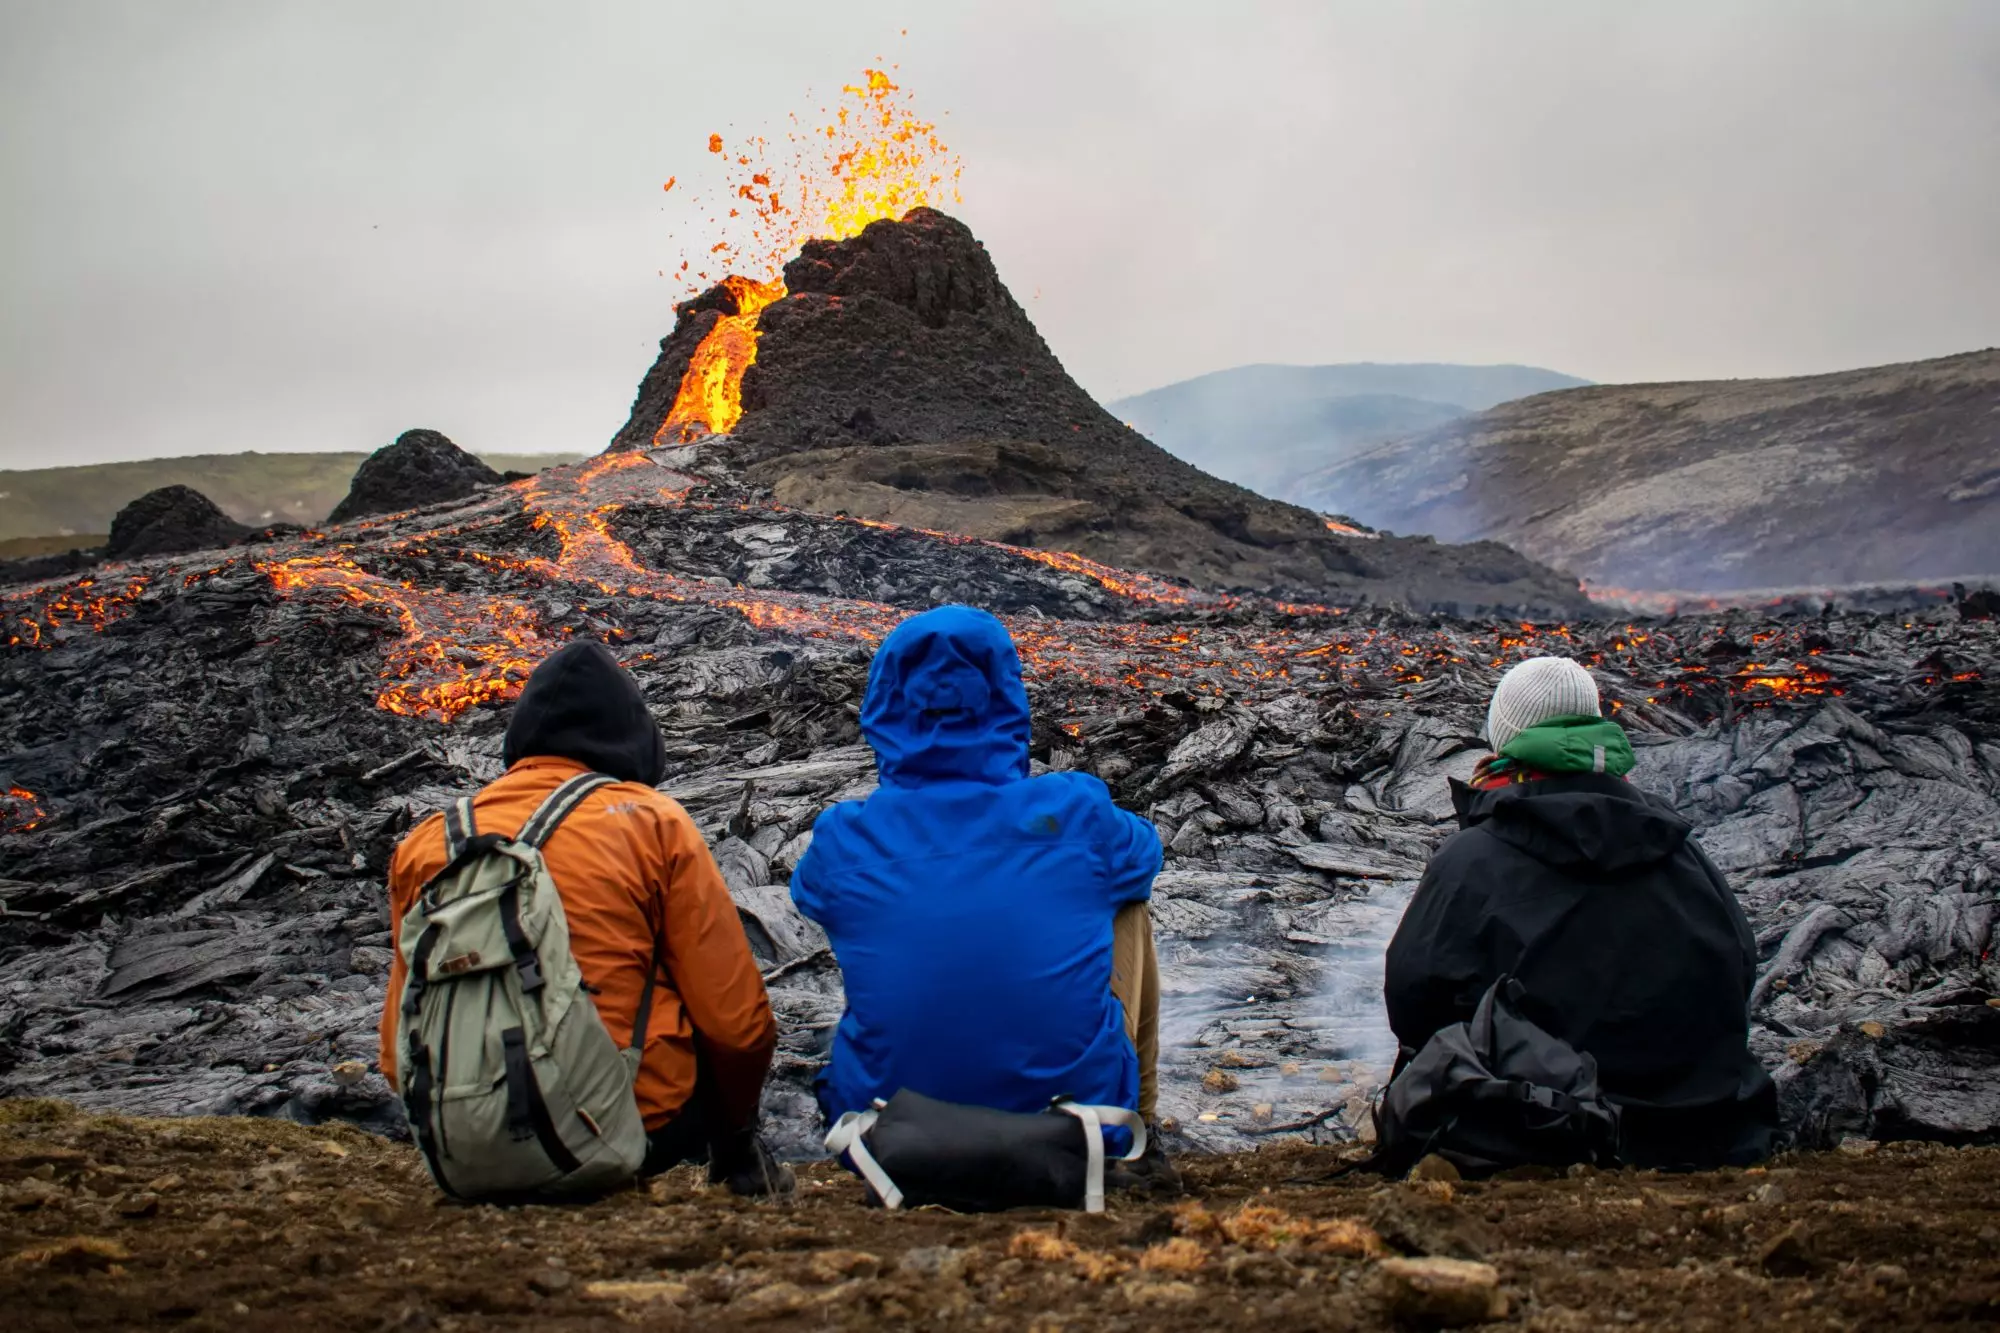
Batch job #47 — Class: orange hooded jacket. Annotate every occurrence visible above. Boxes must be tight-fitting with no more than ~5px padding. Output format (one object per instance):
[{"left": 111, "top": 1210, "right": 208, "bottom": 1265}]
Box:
[{"left": 377, "top": 645, "right": 775, "bottom": 1134}]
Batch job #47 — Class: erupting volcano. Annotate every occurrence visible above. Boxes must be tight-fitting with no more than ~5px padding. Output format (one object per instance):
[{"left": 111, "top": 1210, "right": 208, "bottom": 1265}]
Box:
[{"left": 652, "top": 69, "right": 962, "bottom": 443}]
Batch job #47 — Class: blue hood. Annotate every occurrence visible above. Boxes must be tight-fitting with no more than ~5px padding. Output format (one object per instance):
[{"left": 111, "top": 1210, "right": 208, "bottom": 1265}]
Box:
[{"left": 861, "top": 606, "right": 1031, "bottom": 788}]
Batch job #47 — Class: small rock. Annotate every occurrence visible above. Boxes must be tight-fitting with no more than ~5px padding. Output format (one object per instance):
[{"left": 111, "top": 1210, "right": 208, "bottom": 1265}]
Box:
[
  {"left": 581, "top": 1279, "right": 689, "bottom": 1305},
  {"left": 1370, "top": 1191, "right": 1496, "bottom": 1261},
  {"left": 116, "top": 1192, "right": 161, "bottom": 1219},
  {"left": 1280, "top": 1062, "right": 1302, "bottom": 1077},
  {"left": 330, "top": 1060, "right": 369, "bottom": 1086},
  {"left": 6, "top": 1178, "right": 65, "bottom": 1211},
  {"left": 9, "top": 1235, "right": 132, "bottom": 1273},
  {"left": 1858, "top": 1020, "right": 1887, "bottom": 1039},
  {"left": 1121, "top": 1279, "right": 1201, "bottom": 1307},
  {"left": 527, "top": 1269, "right": 573, "bottom": 1297},
  {"left": 734, "top": 1280, "right": 812, "bottom": 1318},
  {"left": 1785, "top": 1040, "right": 1824, "bottom": 1065},
  {"left": 898, "top": 1245, "right": 968, "bottom": 1282},
  {"left": 1757, "top": 1222, "right": 1819, "bottom": 1277},
  {"left": 335, "top": 1195, "right": 399, "bottom": 1230},
  {"left": 807, "top": 1249, "right": 882, "bottom": 1283},
  {"left": 147, "top": 1173, "right": 185, "bottom": 1193},
  {"left": 1375, "top": 1256, "right": 1505, "bottom": 1327},
  {"left": 1837, "top": 1137, "right": 1879, "bottom": 1157},
  {"left": 1223, "top": 1250, "right": 1296, "bottom": 1287},
  {"left": 1250, "top": 1103, "right": 1275, "bottom": 1124},
  {"left": 1749, "top": 1183, "right": 1786, "bottom": 1206},
  {"left": 1202, "top": 1069, "right": 1241, "bottom": 1094},
  {"left": 1409, "top": 1154, "right": 1463, "bottom": 1184},
  {"left": 1866, "top": 1263, "right": 1909, "bottom": 1292}
]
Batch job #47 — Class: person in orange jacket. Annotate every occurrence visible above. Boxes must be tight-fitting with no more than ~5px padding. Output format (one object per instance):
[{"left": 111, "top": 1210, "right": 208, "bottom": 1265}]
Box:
[{"left": 378, "top": 641, "right": 789, "bottom": 1194}]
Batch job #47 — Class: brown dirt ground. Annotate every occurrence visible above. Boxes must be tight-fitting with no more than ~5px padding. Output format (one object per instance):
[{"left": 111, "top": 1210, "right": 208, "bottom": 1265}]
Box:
[{"left": 2, "top": 1099, "right": 1997, "bottom": 1331}]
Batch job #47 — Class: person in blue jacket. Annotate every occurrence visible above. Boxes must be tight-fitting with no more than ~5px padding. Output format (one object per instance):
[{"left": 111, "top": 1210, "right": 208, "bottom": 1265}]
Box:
[{"left": 791, "top": 605, "right": 1177, "bottom": 1189}]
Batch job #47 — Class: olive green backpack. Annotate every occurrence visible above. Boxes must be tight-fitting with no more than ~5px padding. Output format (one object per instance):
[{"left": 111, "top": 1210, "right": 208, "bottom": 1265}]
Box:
[{"left": 393, "top": 773, "right": 658, "bottom": 1200}]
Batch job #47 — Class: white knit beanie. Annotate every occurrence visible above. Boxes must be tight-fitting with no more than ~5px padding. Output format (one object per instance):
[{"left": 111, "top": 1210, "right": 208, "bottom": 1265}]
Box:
[{"left": 1485, "top": 656, "right": 1601, "bottom": 755}]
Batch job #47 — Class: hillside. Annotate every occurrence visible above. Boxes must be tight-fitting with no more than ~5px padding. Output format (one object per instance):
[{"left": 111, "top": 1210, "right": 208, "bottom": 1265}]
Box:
[
  {"left": 0, "top": 451, "right": 583, "bottom": 542},
  {"left": 1293, "top": 349, "right": 2000, "bottom": 592},
  {"left": 1109, "top": 363, "right": 1587, "bottom": 499},
  {"left": 610, "top": 212, "right": 1590, "bottom": 616}
]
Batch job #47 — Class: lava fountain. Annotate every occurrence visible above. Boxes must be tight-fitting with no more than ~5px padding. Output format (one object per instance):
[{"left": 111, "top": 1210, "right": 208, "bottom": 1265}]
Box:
[{"left": 655, "top": 67, "right": 963, "bottom": 444}]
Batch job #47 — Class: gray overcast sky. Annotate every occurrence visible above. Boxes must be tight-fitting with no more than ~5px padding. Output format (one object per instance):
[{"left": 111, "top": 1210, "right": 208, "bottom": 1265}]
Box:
[{"left": 3, "top": 1, "right": 1997, "bottom": 468}]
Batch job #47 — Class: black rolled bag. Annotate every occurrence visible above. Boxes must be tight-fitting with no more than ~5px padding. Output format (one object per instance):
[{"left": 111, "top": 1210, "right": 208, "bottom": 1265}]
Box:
[
  {"left": 1374, "top": 975, "right": 1623, "bottom": 1178},
  {"left": 824, "top": 1089, "right": 1146, "bottom": 1213}
]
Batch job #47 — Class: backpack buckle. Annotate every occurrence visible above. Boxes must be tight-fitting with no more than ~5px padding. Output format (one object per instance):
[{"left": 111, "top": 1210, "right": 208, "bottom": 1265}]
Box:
[{"left": 515, "top": 952, "right": 545, "bottom": 994}]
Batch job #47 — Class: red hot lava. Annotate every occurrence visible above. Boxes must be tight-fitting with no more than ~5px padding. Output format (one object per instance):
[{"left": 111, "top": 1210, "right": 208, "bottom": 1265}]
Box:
[{"left": 2, "top": 786, "right": 47, "bottom": 834}]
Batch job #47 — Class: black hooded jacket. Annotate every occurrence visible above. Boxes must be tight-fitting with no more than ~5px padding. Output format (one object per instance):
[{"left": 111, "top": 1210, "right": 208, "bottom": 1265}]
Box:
[
  {"left": 1383, "top": 772, "right": 1780, "bottom": 1168},
  {"left": 502, "top": 641, "right": 666, "bottom": 786}
]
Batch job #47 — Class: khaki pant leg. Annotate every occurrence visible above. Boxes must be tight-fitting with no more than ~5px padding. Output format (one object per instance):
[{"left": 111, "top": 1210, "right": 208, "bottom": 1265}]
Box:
[{"left": 1110, "top": 901, "right": 1161, "bottom": 1123}]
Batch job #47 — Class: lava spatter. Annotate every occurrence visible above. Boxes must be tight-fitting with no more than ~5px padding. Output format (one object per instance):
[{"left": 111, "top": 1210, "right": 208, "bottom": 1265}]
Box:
[{"left": 655, "top": 67, "right": 964, "bottom": 444}]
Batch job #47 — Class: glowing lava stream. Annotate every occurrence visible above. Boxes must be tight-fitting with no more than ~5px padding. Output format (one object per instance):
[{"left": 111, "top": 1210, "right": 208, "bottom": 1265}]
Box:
[{"left": 3, "top": 444, "right": 1873, "bottom": 729}]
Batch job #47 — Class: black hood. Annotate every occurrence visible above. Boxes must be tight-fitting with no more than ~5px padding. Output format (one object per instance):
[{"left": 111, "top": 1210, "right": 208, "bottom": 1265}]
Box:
[
  {"left": 502, "top": 641, "right": 666, "bottom": 786},
  {"left": 1451, "top": 772, "right": 1691, "bottom": 873}
]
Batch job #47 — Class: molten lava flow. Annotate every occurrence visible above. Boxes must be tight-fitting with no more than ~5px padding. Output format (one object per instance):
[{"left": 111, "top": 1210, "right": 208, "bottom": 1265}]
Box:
[
  {"left": 1, "top": 786, "right": 46, "bottom": 834},
  {"left": 260, "top": 554, "right": 553, "bottom": 723},
  {"left": 655, "top": 66, "right": 964, "bottom": 444},
  {"left": 834, "top": 511, "right": 1208, "bottom": 610},
  {"left": 658, "top": 277, "right": 786, "bottom": 443},
  {"left": 4, "top": 576, "right": 151, "bottom": 648}
]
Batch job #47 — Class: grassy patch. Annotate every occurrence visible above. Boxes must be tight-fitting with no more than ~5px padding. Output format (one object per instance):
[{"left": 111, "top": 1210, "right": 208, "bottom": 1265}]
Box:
[{"left": 0, "top": 451, "right": 583, "bottom": 541}]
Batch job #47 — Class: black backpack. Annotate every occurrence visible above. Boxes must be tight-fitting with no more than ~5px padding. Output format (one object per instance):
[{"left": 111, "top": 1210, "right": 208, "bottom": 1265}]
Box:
[
  {"left": 824, "top": 1089, "right": 1146, "bottom": 1213},
  {"left": 1374, "top": 975, "right": 1622, "bottom": 1178}
]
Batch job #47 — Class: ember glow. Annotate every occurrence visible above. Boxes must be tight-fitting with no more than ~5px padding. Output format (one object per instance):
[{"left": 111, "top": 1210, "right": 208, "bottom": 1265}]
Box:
[
  {"left": 5, "top": 451, "right": 1980, "bottom": 741},
  {"left": 4, "top": 576, "right": 150, "bottom": 648},
  {"left": 1, "top": 786, "right": 46, "bottom": 834},
  {"left": 656, "top": 67, "right": 963, "bottom": 445}
]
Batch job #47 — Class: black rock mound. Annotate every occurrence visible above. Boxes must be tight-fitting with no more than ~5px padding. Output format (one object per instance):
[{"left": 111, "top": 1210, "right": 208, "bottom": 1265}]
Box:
[
  {"left": 107, "top": 486, "right": 251, "bottom": 560},
  {"left": 610, "top": 210, "right": 1592, "bottom": 618},
  {"left": 327, "top": 430, "right": 502, "bottom": 526}
]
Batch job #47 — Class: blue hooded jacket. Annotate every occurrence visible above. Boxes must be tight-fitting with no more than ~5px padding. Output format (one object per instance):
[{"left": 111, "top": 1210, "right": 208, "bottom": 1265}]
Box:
[{"left": 791, "top": 606, "right": 1163, "bottom": 1125}]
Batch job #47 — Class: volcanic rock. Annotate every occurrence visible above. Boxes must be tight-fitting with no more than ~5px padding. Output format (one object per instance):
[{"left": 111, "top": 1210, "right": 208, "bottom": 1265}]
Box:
[
  {"left": 0, "top": 546, "right": 101, "bottom": 589},
  {"left": 326, "top": 430, "right": 503, "bottom": 526},
  {"left": 3, "top": 445, "right": 1999, "bottom": 1163},
  {"left": 106, "top": 486, "right": 251, "bottom": 560},
  {"left": 610, "top": 210, "right": 1591, "bottom": 618}
]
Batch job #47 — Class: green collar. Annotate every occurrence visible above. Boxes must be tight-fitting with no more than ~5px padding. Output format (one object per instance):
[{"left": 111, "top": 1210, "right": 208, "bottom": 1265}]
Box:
[{"left": 1497, "top": 714, "right": 1635, "bottom": 777}]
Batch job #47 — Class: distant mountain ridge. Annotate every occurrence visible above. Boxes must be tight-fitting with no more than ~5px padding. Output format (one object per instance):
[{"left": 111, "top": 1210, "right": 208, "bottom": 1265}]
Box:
[
  {"left": 1292, "top": 349, "right": 2000, "bottom": 592},
  {"left": 1109, "top": 362, "right": 1589, "bottom": 498},
  {"left": 0, "top": 451, "right": 582, "bottom": 542}
]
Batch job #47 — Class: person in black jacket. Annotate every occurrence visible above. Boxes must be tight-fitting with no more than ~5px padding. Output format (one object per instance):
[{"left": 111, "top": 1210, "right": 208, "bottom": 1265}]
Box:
[{"left": 1383, "top": 656, "right": 1781, "bottom": 1169}]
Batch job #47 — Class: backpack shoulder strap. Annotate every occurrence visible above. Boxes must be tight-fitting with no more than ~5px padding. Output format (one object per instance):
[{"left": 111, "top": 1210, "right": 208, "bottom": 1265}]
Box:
[
  {"left": 517, "top": 772, "right": 619, "bottom": 849},
  {"left": 443, "top": 797, "right": 477, "bottom": 861}
]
